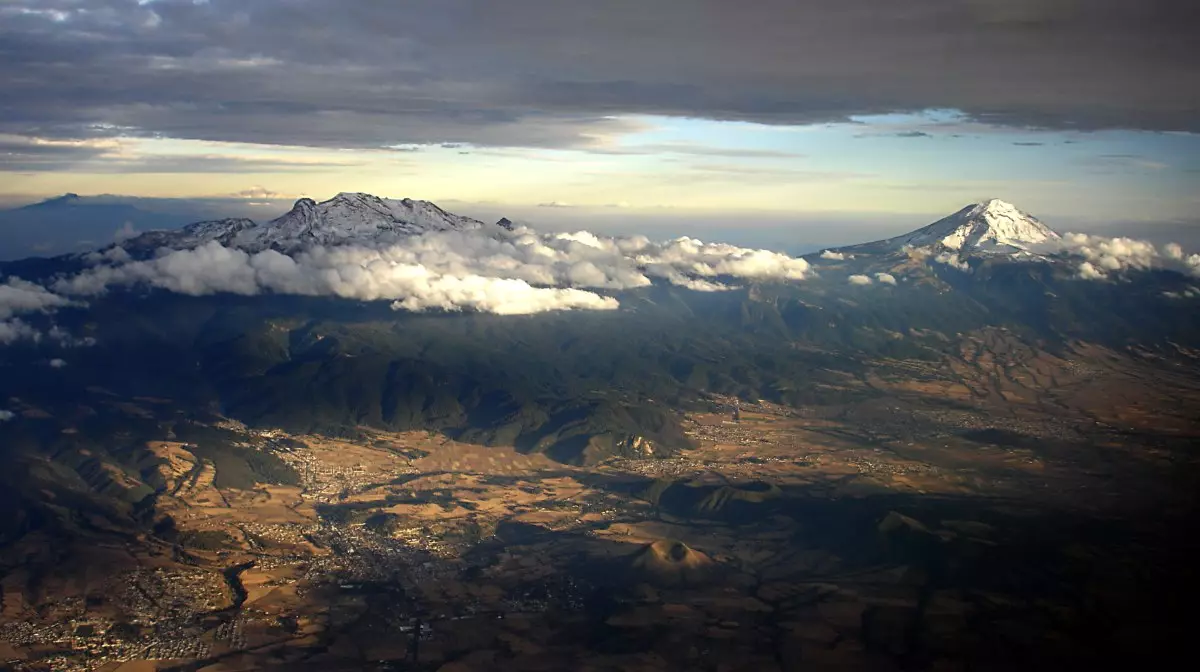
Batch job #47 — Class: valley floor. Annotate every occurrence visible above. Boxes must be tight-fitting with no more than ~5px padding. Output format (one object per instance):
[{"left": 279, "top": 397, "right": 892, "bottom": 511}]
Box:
[{"left": 2, "top": 332, "right": 1199, "bottom": 671}]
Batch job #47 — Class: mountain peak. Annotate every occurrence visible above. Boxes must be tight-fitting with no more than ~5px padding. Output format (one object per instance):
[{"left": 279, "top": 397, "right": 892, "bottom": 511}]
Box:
[
  {"left": 21, "top": 193, "right": 82, "bottom": 209},
  {"left": 890, "top": 199, "right": 1060, "bottom": 253},
  {"left": 969, "top": 198, "right": 1025, "bottom": 220},
  {"left": 331, "top": 192, "right": 376, "bottom": 203},
  {"left": 975, "top": 197, "right": 1014, "bottom": 211}
]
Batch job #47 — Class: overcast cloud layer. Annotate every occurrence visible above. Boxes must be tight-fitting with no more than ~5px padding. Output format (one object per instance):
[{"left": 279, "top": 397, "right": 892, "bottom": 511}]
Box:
[{"left": 1, "top": 0, "right": 1197, "bottom": 167}]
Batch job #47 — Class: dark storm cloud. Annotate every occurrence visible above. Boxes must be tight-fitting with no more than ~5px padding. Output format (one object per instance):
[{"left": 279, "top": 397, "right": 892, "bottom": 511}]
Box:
[
  {"left": 0, "top": 137, "right": 112, "bottom": 170},
  {"left": 1, "top": 0, "right": 1197, "bottom": 165}
]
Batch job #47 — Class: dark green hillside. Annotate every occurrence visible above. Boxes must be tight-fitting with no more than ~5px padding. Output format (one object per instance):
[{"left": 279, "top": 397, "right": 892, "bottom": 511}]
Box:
[{"left": 4, "top": 253, "right": 1200, "bottom": 466}]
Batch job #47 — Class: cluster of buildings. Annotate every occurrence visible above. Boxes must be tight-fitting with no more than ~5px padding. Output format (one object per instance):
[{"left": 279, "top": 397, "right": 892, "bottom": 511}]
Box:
[
  {"left": 0, "top": 566, "right": 223, "bottom": 671},
  {"left": 277, "top": 447, "right": 417, "bottom": 501}
]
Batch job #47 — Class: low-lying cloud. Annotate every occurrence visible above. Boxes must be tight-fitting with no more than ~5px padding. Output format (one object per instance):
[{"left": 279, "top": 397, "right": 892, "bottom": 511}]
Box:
[
  {"left": 902, "top": 231, "right": 1200, "bottom": 280},
  {"left": 0, "top": 276, "right": 77, "bottom": 344},
  {"left": 933, "top": 251, "right": 971, "bottom": 272},
  {"left": 51, "top": 226, "right": 814, "bottom": 315},
  {"left": 0, "top": 277, "right": 73, "bottom": 320},
  {"left": 0, "top": 319, "right": 40, "bottom": 345},
  {"left": 1163, "top": 286, "right": 1200, "bottom": 299},
  {"left": 903, "top": 244, "right": 972, "bottom": 272},
  {"left": 1042, "top": 233, "right": 1200, "bottom": 280}
]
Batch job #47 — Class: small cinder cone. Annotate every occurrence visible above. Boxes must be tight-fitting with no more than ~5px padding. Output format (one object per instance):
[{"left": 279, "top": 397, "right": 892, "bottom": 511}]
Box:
[{"left": 631, "top": 539, "right": 714, "bottom": 586}]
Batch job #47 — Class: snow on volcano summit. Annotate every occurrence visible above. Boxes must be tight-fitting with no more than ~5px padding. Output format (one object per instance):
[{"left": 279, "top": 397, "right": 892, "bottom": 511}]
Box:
[
  {"left": 889, "top": 199, "right": 1060, "bottom": 252},
  {"left": 122, "top": 192, "right": 492, "bottom": 254}
]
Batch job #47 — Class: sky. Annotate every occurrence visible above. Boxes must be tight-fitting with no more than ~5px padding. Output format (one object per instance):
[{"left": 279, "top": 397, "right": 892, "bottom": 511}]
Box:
[{"left": 2, "top": 0, "right": 1198, "bottom": 240}]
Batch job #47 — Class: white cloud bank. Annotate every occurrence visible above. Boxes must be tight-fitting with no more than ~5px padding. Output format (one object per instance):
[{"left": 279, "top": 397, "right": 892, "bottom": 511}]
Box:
[
  {"left": 12, "top": 221, "right": 1196, "bottom": 342},
  {"left": 906, "top": 232, "right": 1200, "bottom": 281},
  {"left": 1047, "top": 233, "right": 1200, "bottom": 280},
  {"left": 52, "top": 227, "right": 814, "bottom": 315},
  {"left": 0, "top": 277, "right": 77, "bottom": 344},
  {"left": 0, "top": 277, "right": 72, "bottom": 320}
]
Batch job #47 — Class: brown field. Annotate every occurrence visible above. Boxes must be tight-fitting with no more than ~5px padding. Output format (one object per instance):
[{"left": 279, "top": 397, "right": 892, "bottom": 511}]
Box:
[{"left": 3, "top": 333, "right": 1200, "bottom": 670}]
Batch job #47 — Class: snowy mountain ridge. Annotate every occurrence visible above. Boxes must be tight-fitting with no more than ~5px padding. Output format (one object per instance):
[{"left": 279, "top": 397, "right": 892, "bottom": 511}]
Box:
[{"left": 122, "top": 192, "right": 498, "bottom": 254}]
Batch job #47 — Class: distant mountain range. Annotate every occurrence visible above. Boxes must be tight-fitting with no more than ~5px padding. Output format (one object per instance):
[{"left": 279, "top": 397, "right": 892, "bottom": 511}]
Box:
[
  {"left": 0, "top": 194, "right": 281, "bottom": 261},
  {"left": 2, "top": 194, "right": 1199, "bottom": 468},
  {"left": 2, "top": 192, "right": 1200, "bottom": 612},
  {"left": 115, "top": 196, "right": 1061, "bottom": 259}
]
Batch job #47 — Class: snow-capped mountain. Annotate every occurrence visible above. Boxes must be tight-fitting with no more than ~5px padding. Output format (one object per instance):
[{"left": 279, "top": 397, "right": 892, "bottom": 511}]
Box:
[
  {"left": 122, "top": 192, "right": 496, "bottom": 254},
  {"left": 827, "top": 200, "right": 1060, "bottom": 262},
  {"left": 882, "top": 199, "right": 1059, "bottom": 253}
]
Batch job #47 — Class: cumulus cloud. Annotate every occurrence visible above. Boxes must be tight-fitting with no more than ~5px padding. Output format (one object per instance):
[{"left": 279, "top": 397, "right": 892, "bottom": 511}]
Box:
[
  {"left": 875, "top": 272, "right": 897, "bottom": 285},
  {"left": 84, "top": 246, "right": 133, "bottom": 265},
  {"left": 901, "top": 244, "right": 971, "bottom": 272},
  {"left": 389, "top": 276, "right": 617, "bottom": 314},
  {"left": 0, "top": 276, "right": 86, "bottom": 345},
  {"left": 933, "top": 251, "right": 971, "bottom": 271},
  {"left": 1040, "top": 233, "right": 1200, "bottom": 280},
  {"left": 902, "top": 231, "right": 1199, "bottom": 282},
  {"left": 114, "top": 222, "right": 138, "bottom": 242},
  {"left": 52, "top": 226, "right": 812, "bottom": 315},
  {"left": 820, "top": 250, "right": 846, "bottom": 261},
  {"left": 0, "top": 410, "right": 14, "bottom": 422},
  {"left": 0, "top": 319, "right": 41, "bottom": 345},
  {"left": 0, "top": 277, "right": 73, "bottom": 319},
  {"left": 49, "top": 358, "right": 67, "bottom": 368},
  {"left": 1077, "top": 261, "right": 1105, "bottom": 280},
  {"left": 1060, "top": 233, "right": 1159, "bottom": 273},
  {"left": 848, "top": 274, "right": 873, "bottom": 286}
]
